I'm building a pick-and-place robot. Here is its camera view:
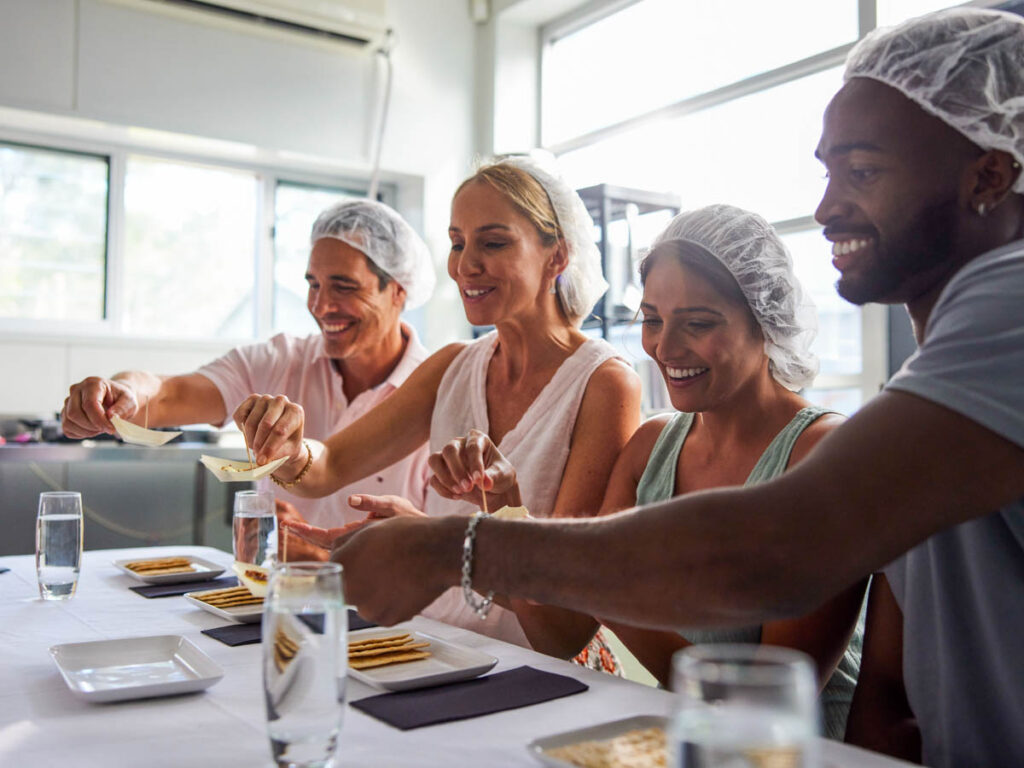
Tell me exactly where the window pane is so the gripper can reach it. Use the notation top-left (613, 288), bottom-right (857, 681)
top-left (558, 66), bottom-right (843, 224)
top-left (0, 143), bottom-right (108, 322)
top-left (543, 0), bottom-right (857, 144)
top-left (273, 182), bottom-right (363, 337)
top-left (123, 156), bottom-right (258, 337)
top-left (803, 386), bottom-right (862, 415)
top-left (876, 0), bottom-right (965, 27)
top-left (781, 228), bottom-right (862, 376)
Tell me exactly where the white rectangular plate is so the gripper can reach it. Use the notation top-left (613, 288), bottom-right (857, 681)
top-left (113, 555), bottom-right (225, 584)
top-left (110, 414), bottom-right (182, 446)
top-left (528, 714), bottom-right (669, 767)
top-left (49, 635), bottom-right (223, 703)
top-left (183, 587), bottom-right (263, 623)
top-left (347, 628), bottom-right (497, 692)
top-left (199, 454), bottom-right (289, 482)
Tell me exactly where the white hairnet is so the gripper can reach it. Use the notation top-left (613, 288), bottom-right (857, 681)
top-left (311, 199), bottom-right (436, 310)
top-left (845, 7), bottom-right (1024, 193)
top-left (499, 153), bottom-right (608, 323)
top-left (651, 204), bottom-right (818, 392)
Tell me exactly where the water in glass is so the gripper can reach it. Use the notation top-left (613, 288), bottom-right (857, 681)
top-left (36, 492), bottom-right (83, 600)
top-left (234, 489), bottom-right (276, 566)
top-left (671, 644), bottom-right (820, 768)
top-left (263, 562), bottom-right (346, 768)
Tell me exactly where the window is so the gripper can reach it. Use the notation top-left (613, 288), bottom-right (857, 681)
top-left (0, 134), bottom-right (383, 342)
top-left (540, 0), bottom-right (970, 412)
top-left (0, 142), bottom-right (109, 323)
top-left (122, 156), bottom-right (259, 337)
top-left (273, 181), bottom-right (363, 337)
top-left (543, 0), bottom-right (858, 146)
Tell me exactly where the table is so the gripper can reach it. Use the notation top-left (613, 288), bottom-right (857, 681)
top-left (0, 546), bottom-right (914, 767)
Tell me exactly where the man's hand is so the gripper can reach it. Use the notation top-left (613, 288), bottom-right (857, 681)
top-left (61, 377), bottom-right (138, 438)
top-left (428, 429), bottom-right (521, 510)
top-left (330, 516), bottom-right (462, 625)
top-left (275, 500), bottom-right (327, 562)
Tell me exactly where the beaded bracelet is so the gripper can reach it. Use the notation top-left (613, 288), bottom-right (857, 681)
top-left (270, 441), bottom-right (313, 488)
top-left (461, 511), bottom-right (495, 620)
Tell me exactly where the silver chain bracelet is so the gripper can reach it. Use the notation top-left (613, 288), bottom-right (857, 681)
top-left (461, 511), bottom-right (495, 620)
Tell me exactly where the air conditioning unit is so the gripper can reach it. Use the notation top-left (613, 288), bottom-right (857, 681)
top-left (142, 0), bottom-right (390, 47)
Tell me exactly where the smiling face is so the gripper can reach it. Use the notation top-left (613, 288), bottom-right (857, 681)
top-left (814, 78), bottom-right (982, 306)
top-left (305, 238), bottom-right (405, 362)
top-left (447, 180), bottom-right (565, 327)
top-left (640, 249), bottom-right (766, 414)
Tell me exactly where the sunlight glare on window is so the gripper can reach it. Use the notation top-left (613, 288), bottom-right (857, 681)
top-left (122, 156), bottom-right (258, 338)
top-left (543, 0), bottom-right (856, 145)
top-left (0, 144), bottom-right (108, 322)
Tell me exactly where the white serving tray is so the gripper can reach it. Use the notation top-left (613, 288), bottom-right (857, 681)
top-left (199, 454), bottom-right (289, 482)
top-left (528, 714), bottom-right (669, 767)
top-left (184, 587), bottom-right (264, 623)
top-left (347, 628), bottom-right (497, 692)
top-left (49, 635), bottom-right (223, 703)
top-left (110, 415), bottom-right (182, 446)
top-left (113, 555), bottom-right (225, 585)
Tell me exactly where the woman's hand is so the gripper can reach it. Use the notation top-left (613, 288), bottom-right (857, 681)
top-left (275, 501), bottom-right (326, 562)
top-left (428, 429), bottom-right (521, 510)
top-left (350, 494), bottom-right (427, 519)
top-left (233, 394), bottom-right (306, 478)
top-left (282, 518), bottom-right (374, 556)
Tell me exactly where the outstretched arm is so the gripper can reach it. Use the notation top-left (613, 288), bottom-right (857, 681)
top-left (335, 390), bottom-right (1024, 628)
top-left (236, 344), bottom-right (464, 498)
top-left (61, 371), bottom-right (226, 438)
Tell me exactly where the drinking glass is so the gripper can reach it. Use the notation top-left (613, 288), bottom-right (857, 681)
top-left (670, 644), bottom-right (820, 768)
top-left (36, 491), bottom-right (84, 600)
top-left (233, 489), bottom-right (276, 566)
top-left (263, 562), bottom-right (347, 768)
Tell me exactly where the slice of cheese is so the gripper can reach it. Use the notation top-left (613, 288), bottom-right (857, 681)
top-left (231, 561), bottom-right (270, 598)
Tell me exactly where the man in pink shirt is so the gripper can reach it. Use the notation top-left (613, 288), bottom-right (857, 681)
top-left (61, 200), bottom-right (436, 547)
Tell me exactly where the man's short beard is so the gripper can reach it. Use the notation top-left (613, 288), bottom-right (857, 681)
top-left (837, 196), bottom-right (960, 306)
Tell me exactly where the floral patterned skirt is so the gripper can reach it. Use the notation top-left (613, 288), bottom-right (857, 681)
top-left (572, 628), bottom-right (622, 676)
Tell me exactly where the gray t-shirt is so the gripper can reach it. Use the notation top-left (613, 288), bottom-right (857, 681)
top-left (883, 240), bottom-right (1024, 768)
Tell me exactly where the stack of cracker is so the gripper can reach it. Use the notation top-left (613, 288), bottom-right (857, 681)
top-left (273, 627), bottom-right (299, 673)
top-left (544, 727), bottom-right (667, 768)
top-left (125, 557), bottom-right (196, 575)
top-left (348, 633), bottom-right (431, 670)
top-left (195, 586), bottom-right (263, 609)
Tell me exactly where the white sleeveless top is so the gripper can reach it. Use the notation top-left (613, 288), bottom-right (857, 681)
top-left (422, 331), bottom-right (624, 647)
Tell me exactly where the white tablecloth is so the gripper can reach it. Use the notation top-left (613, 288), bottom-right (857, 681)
top-left (0, 546), bottom-right (913, 767)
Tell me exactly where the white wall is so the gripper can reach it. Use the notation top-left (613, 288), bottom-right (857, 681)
top-left (0, 0), bottom-right (478, 416)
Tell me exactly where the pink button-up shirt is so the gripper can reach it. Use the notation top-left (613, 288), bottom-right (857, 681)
top-left (198, 324), bottom-right (431, 527)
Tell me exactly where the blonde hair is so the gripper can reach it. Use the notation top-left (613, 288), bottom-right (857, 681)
top-left (455, 162), bottom-right (562, 248)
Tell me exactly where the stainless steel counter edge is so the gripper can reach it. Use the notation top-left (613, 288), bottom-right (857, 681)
top-left (0, 443), bottom-right (250, 462)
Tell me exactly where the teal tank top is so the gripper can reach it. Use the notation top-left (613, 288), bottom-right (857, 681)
top-left (635, 406), bottom-right (863, 740)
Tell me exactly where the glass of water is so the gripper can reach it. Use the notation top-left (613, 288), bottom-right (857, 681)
top-left (671, 644), bottom-right (820, 768)
top-left (233, 489), bottom-right (276, 566)
top-left (36, 491), bottom-right (84, 600)
top-left (263, 562), bottom-right (346, 768)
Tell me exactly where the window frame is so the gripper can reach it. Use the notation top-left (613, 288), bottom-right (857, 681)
top-left (0, 125), bottom-right (393, 345)
top-left (536, 0), bottom-right (958, 408)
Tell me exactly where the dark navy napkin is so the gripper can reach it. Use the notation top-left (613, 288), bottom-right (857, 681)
top-left (202, 609), bottom-right (377, 646)
top-left (130, 576), bottom-right (239, 598)
top-left (350, 666), bottom-right (589, 730)
top-left (0, 567), bottom-right (9, 575)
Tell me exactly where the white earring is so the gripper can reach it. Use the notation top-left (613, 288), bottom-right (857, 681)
top-left (976, 202), bottom-right (988, 217)
top-left (549, 283), bottom-right (557, 294)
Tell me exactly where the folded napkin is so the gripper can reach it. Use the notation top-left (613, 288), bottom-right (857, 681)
top-left (202, 610), bottom-right (378, 646)
top-left (351, 666), bottom-right (589, 730)
top-left (130, 577), bottom-right (239, 598)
